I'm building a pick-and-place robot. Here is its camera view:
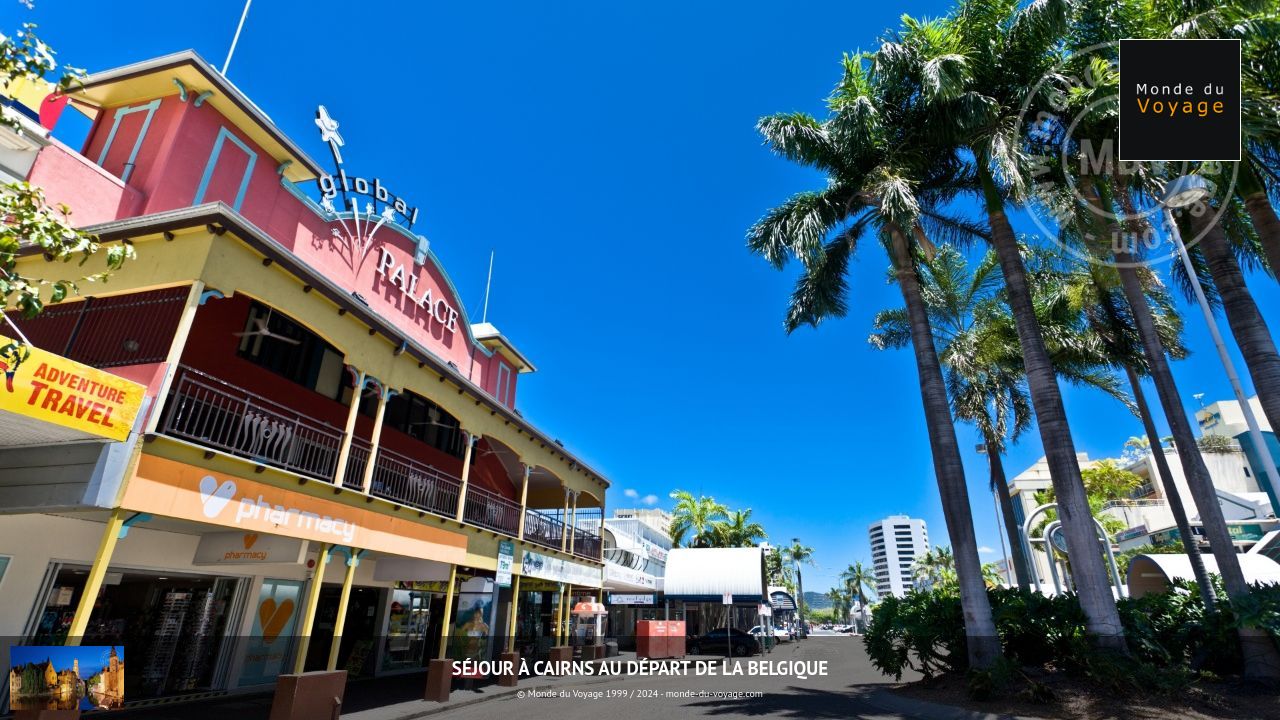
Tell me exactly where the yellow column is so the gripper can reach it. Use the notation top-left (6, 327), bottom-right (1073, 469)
top-left (455, 433), bottom-right (478, 520)
top-left (516, 465), bottom-right (531, 540)
top-left (560, 488), bottom-right (570, 552)
top-left (568, 491), bottom-right (579, 554)
top-left (556, 584), bottom-right (566, 644)
top-left (332, 370), bottom-right (367, 487)
top-left (437, 565), bottom-right (458, 659)
top-left (360, 388), bottom-right (392, 493)
top-left (145, 281), bottom-right (205, 434)
top-left (293, 543), bottom-right (332, 674)
top-left (66, 509), bottom-right (127, 644)
top-left (326, 548), bottom-right (361, 670)
top-left (506, 575), bottom-right (522, 652)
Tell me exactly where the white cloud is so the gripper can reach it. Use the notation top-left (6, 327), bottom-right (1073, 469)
top-left (978, 546), bottom-right (995, 554)
top-left (641, 494), bottom-right (659, 506)
top-left (623, 488), bottom-right (639, 499)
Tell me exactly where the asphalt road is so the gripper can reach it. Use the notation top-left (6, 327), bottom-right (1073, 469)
top-left (438, 635), bottom-right (923, 720)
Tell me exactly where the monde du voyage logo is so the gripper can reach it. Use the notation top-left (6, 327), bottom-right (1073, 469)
top-left (1119, 39), bottom-right (1241, 162)
top-left (197, 474), bottom-right (356, 544)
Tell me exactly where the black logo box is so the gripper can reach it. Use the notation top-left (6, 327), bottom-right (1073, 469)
top-left (1118, 38), bottom-right (1241, 162)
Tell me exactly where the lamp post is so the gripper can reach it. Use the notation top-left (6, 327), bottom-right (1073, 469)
top-left (1161, 175), bottom-right (1280, 509)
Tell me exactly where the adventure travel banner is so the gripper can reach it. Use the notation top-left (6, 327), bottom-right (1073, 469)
top-left (0, 335), bottom-right (143, 442)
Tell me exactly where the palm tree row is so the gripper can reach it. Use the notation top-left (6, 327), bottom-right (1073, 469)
top-left (750, 0), bottom-right (1280, 676)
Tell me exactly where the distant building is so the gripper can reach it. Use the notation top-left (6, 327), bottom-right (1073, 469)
top-left (869, 515), bottom-right (929, 598)
top-left (1196, 395), bottom-right (1279, 514)
top-left (610, 508), bottom-right (673, 537)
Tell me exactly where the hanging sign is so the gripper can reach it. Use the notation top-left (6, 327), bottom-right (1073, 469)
top-left (520, 550), bottom-right (600, 587)
top-left (722, 593), bottom-right (733, 605)
top-left (608, 594), bottom-right (654, 605)
top-left (496, 540), bottom-right (515, 588)
top-left (0, 335), bottom-right (143, 442)
top-left (193, 531), bottom-right (305, 565)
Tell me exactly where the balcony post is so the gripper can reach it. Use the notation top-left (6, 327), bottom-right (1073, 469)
top-left (145, 281), bottom-right (205, 434)
top-left (66, 508), bottom-right (127, 643)
top-left (327, 547), bottom-right (364, 670)
top-left (560, 486), bottom-right (570, 552)
top-left (437, 564), bottom-right (458, 659)
top-left (360, 386), bottom-right (395, 493)
top-left (455, 432), bottom-right (479, 520)
top-left (332, 368), bottom-right (367, 487)
top-left (517, 464), bottom-right (531, 540)
top-left (568, 491), bottom-right (579, 554)
top-left (294, 543), bottom-right (332, 674)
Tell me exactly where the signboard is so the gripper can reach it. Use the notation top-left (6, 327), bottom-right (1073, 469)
top-left (722, 593), bottom-right (733, 605)
top-left (0, 335), bottom-right (143, 441)
top-left (759, 604), bottom-right (772, 617)
top-left (496, 540), bottom-right (514, 588)
top-left (520, 550), bottom-right (600, 587)
top-left (193, 531), bottom-right (305, 565)
top-left (609, 594), bottom-right (655, 605)
top-left (125, 455), bottom-right (469, 562)
top-left (604, 562), bottom-right (657, 590)
top-left (1115, 524), bottom-right (1149, 543)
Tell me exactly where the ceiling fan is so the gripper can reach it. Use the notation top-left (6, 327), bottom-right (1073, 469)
top-left (234, 309), bottom-right (301, 346)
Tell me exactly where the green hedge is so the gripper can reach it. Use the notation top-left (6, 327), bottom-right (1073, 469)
top-left (864, 582), bottom-right (1280, 682)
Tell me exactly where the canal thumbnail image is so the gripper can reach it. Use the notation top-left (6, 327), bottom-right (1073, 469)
top-left (9, 645), bottom-right (125, 711)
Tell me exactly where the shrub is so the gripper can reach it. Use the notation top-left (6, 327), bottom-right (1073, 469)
top-left (863, 590), bottom-right (965, 680)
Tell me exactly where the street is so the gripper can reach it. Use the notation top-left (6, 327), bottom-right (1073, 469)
top-left (423, 636), bottom-right (926, 720)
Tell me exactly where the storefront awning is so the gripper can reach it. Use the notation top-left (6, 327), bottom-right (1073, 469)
top-left (1128, 553), bottom-right (1280, 598)
top-left (663, 547), bottom-right (765, 602)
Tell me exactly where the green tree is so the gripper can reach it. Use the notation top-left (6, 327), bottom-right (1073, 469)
top-left (880, 0), bottom-right (1128, 651)
top-left (750, 47), bottom-right (1000, 667)
top-left (711, 508), bottom-right (767, 548)
top-left (1, 18), bottom-right (132, 347)
top-left (668, 490), bottom-right (727, 548)
top-left (782, 540), bottom-right (814, 634)
top-left (839, 561), bottom-right (876, 629)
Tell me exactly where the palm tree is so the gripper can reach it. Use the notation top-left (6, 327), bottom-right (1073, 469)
top-left (750, 50), bottom-right (1000, 667)
top-left (668, 491), bottom-right (727, 549)
top-left (826, 587), bottom-right (850, 625)
top-left (880, 0), bottom-right (1128, 652)
top-left (911, 546), bottom-right (958, 591)
top-left (871, 245), bottom-right (1131, 590)
top-left (839, 562), bottom-right (877, 631)
top-left (782, 540), bottom-right (814, 637)
top-left (711, 509), bottom-right (767, 548)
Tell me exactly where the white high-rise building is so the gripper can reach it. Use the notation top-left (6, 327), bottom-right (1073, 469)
top-left (869, 515), bottom-right (929, 598)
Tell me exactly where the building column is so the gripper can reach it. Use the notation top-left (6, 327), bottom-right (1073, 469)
top-left (506, 574), bottom-right (522, 652)
top-left (145, 281), bottom-right (205, 433)
top-left (66, 509), bottom-right (128, 644)
top-left (568, 491), bottom-right (579, 554)
top-left (294, 543), bottom-right (333, 674)
top-left (455, 433), bottom-right (479, 520)
top-left (556, 583), bottom-right (567, 644)
top-left (516, 465), bottom-right (531, 540)
top-left (332, 368), bottom-right (367, 487)
top-left (360, 386), bottom-right (394, 493)
top-left (327, 548), bottom-right (363, 671)
top-left (559, 487), bottom-right (570, 552)
top-left (437, 565), bottom-right (458, 659)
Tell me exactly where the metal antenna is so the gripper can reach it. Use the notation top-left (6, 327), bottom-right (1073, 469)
top-left (481, 250), bottom-right (495, 323)
top-left (222, 0), bottom-right (254, 75)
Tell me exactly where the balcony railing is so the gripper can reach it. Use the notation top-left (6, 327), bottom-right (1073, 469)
top-left (348, 438), bottom-right (462, 519)
top-left (572, 527), bottom-right (602, 560)
top-left (162, 366), bottom-right (344, 480)
top-left (464, 485), bottom-right (521, 536)
top-left (523, 509), bottom-right (568, 551)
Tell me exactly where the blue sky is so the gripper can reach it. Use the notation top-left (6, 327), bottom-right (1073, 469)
top-left (10, 645), bottom-right (120, 677)
top-left (13, 0), bottom-right (1280, 593)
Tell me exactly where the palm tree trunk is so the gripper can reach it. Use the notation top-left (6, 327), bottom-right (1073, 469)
top-left (985, 437), bottom-right (1032, 589)
top-left (1121, 364), bottom-right (1217, 611)
top-left (977, 170), bottom-right (1126, 651)
top-left (1191, 211), bottom-right (1280, 449)
top-left (1237, 163), bottom-right (1280, 278)
top-left (888, 223), bottom-right (998, 669)
top-left (1185, 212), bottom-right (1280, 678)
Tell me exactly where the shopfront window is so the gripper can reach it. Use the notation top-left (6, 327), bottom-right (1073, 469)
top-left (33, 566), bottom-right (240, 700)
top-left (239, 578), bottom-right (302, 687)
top-left (383, 589), bottom-right (431, 671)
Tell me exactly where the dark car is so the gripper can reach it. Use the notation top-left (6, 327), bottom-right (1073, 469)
top-left (687, 627), bottom-right (761, 656)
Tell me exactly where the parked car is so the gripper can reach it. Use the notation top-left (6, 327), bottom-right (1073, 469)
top-left (748, 624), bottom-right (791, 643)
top-left (687, 627), bottom-right (761, 656)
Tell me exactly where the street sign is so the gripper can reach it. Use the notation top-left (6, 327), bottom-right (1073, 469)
top-left (722, 593), bottom-right (733, 605)
top-left (496, 540), bottom-right (514, 588)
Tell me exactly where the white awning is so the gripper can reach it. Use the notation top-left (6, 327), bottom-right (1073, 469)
top-left (1128, 553), bottom-right (1280, 598)
top-left (663, 547), bottom-right (766, 602)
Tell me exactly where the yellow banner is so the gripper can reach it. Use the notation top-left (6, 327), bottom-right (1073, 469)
top-left (0, 335), bottom-right (143, 442)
